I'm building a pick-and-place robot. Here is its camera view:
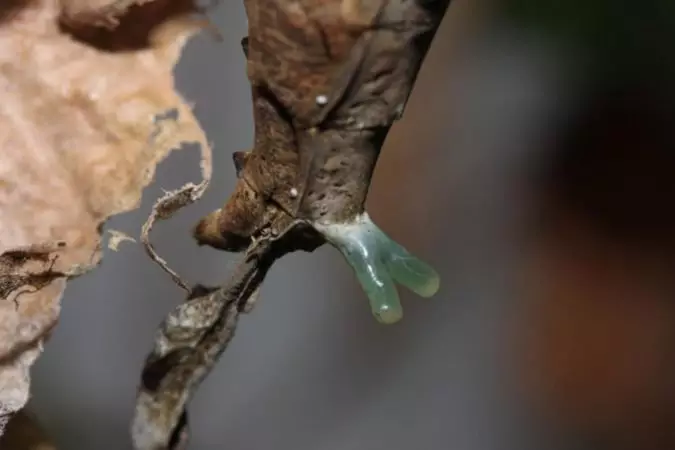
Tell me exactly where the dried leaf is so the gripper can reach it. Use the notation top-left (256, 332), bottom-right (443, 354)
top-left (0, 0), bottom-right (212, 437)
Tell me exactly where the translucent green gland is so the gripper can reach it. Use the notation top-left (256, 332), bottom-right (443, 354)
top-left (315, 214), bottom-right (440, 324)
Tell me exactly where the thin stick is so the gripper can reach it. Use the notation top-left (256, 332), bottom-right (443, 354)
top-left (140, 109), bottom-right (214, 293)
top-left (131, 224), bottom-right (297, 450)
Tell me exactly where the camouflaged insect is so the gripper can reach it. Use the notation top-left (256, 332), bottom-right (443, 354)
top-left (194, 0), bottom-right (449, 323)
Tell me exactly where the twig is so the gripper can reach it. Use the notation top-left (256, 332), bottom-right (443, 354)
top-left (131, 222), bottom-right (307, 450)
top-left (141, 185), bottom-right (200, 292)
top-left (140, 109), bottom-right (214, 293)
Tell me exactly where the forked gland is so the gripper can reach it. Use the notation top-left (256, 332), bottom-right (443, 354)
top-left (315, 213), bottom-right (440, 324)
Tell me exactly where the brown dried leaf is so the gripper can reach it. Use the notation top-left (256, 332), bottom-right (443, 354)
top-left (0, 0), bottom-right (212, 436)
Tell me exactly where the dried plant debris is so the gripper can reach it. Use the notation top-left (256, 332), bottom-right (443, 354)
top-left (134, 218), bottom-right (323, 450)
top-left (134, 1), bottom-right (450, 448)
top-left (0, 243), bottom-right (67, 309)
top-left (133, 223), bottom-right (308, 450)
top-left (106, 230), bottom-right (137, 252)
top-left (0, 0), bottom-right (212, 439)
top-left (195, 0), bottom-right (449, 324)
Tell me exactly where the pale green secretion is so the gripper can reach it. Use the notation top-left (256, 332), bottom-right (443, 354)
top-left (315, 213), bottom-right (440, 324)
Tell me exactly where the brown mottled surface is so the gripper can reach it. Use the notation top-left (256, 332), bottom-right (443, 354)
top-left (195, 0), bottom-right (450, 250)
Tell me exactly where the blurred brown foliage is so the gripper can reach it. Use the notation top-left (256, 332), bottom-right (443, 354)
top-left (519, 69), bottom-right (675, 450)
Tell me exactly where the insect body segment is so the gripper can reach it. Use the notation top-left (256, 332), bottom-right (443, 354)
top-left (232, 150), bottom-right (251, 178)
top-left (194, 0), bottom-right (446, 323)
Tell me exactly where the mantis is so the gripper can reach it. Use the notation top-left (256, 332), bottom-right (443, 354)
top-left (132, 2), bottom-right (450, 448)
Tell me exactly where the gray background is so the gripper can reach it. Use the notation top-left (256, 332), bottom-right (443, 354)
top-left (30, 1), bottom-right (572, 449)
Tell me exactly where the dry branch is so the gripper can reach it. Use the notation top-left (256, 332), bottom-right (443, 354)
top-left (132, 220), bottom-right (319, 450)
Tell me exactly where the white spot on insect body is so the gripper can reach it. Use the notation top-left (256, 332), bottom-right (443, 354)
top-left (289, 188), bottom-right (298, 198)
top-left (316, 95), bottom-right (328, 105)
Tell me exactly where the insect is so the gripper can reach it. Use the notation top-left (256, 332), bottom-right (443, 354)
top-left (193, 0), bottom-right (448, 323)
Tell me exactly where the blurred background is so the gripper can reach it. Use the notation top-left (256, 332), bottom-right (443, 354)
top-left (21, 0), bottom-right (675, 449)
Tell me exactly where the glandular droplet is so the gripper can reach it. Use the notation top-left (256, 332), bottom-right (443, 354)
top-left (315, 213), bottom-right (440, 324)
